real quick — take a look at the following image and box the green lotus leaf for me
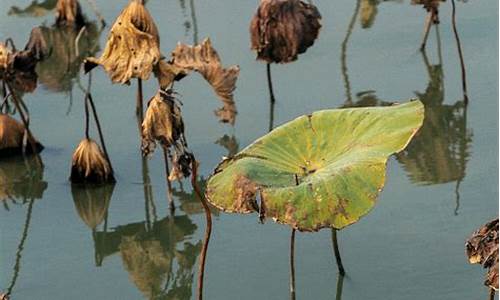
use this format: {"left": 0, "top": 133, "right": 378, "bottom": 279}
{"left": 206, "top": 100, "right": 424, "bottom": 231}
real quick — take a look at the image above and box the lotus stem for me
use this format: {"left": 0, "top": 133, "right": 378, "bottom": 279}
{"left": 266, "top": 63, "right": 276, "bottom": 104}
{"left": 84, "top": 90, "right": 90, "bottom": 140}
{"left": 331, "top": 229, "right": 345, "bottom": 276}
{"left": 420, "top": 11, "right": 433, "bottom": 51}
{"left": 192, "top": 160, "right": 212, "bottom": 300}
{"left": 451, "top": 0, "right": 469, "bottom": 104}
{"left": 4, "top": 81, "right": 42, "bottom": 167}
{"left": 136, "top": 78, "right": 144, "bottom": 120}
{"left": 162, "top": 147, "right": 175, "bottom": 213}
{"left": 74, "top": 25, "right": 86, "bottom": 57}
{"left": 290, "top": 228, "right": 296, "bottom": 300}
{"left": 5, "top": 197, "right": 35, "bottom": 297}
{"left": 489, "top": 288, "right": 495, "bottom": 300}
{"left": 269, "top": 93, "right": 275, "bottom": 132}
{"left": 340, "top": 0, "right": 360, "bottom": 105}
{"left": 335, "top": 272, "right": 344, "bottom": 300}
{"left": 86, "top": 91, "right": 114, "bottom": 176}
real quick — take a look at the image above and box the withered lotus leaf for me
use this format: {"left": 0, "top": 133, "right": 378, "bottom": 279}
{"left": 206, "top": 100, "right": 424, "bottom": 232}
{"left": 70, "top": 138, "right": 114, "bottom": 184}
{"left": 466, "top": 219, "right": 499, "bottom": 290}
{"left": 250, "top": 0, "right": 322, "bottom": 64}
{"left": 141, "top": 90, "right": 185, "bottom": 156}
{"left": 0, "top": 28, "right": 48, "bottom": 94}
{"left": 55, "top": 0, "right": 85, "bottom": 27}
{"left": 166, "top": 38, "right": 240, "bottom": 124}
{"left": 0, "top": 114, "right": 43, "bottom": 156}
{"left": 84, "top": 0, "right": 160, "bottom": 84}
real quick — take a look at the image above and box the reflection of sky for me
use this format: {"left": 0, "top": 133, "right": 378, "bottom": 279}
{"left": 0, "top": 0, "right": 497, "bottom": 299}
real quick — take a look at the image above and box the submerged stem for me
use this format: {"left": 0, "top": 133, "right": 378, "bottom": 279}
{"left": 332, "top": 229, "right": 345, "bottom": 276}
{"left": 192, "top": 160, "right": 212, "bottom": 300}
{"left": 6, "top": 197, "right": 35, "bottom": 297}
{"left": 335, "top": 273, "right": 345, "bottom": 300}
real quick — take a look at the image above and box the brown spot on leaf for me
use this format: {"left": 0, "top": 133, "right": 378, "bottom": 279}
{"left": 233, "top": 176, "right": 259, "bottom": 213}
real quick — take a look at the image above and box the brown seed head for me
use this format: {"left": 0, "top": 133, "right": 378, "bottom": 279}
{"left": 70, "top": 138, "right": 114, "bottom": 184}
{"left": 250, "top": 0, "right": 322, "bottom": 64}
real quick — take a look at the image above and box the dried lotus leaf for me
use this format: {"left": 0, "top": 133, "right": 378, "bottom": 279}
{"left": 170, "top": 38, "right": 240, "bottom": 123}
{"left": 84, "top": 0, "right": 160, "bottom": 84}
{"left": 141, "top": 90, "right": 184, "bottom": 156}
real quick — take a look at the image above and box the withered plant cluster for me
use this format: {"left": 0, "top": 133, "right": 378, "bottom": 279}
{"left": 466, "top": 219, "right": 499, "bottom": 294}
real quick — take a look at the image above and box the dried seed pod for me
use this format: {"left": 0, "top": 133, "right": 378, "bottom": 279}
{"left": 250, "top": 0, "right": 322, "bottom": 64}
{"left": 0, "top": 114, "right": 43, "bottom": 156}
{"left": 466, "top": 219, "right": 499, "bottom": 290}
{"left": 84, "top": 0, "right": 160, "bottom": 84}
{"left": 141, "top": 90, "right": 184, "bottom": 157}
{"left": 55, "top": 0, "right": 86, "bottom": 27}
{"left": 70, "top": 138, "right": 115, "bottom": 184}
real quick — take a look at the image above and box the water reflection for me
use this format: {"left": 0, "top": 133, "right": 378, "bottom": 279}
{"left": 8, "top": 0, "right": 58, "bottom": 18}
{"left": 92, "top": 215, "right": 201, "bottom": 299}
{"left": 0, "top": 155, "right": 47, "bottom": 209}
{"left": 1, "top": 155, "right": 45, "bottom": 298}
{"left": 396, "top": 49, "right": 471, "bottom": 194}
{"left": 215, "top": 134, "right": 239, "bottom": 158}
{"left": 69, "top": 159, "right": 203, "bottom": 299}
{"left": 36, "top": 23, "right": 102, "bottom": 94}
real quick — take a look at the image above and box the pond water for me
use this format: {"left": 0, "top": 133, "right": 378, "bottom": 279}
{"left": 0, "top": 0, "right": 498, "bottom": 299}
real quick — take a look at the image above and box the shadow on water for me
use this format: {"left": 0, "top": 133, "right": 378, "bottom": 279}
{"left": 1, "top": 155, "right": 46, "bottom": 298}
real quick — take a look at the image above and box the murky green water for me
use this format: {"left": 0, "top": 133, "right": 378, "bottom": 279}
{"left": 0, "top": 0, "right": 498, "bottom": 299}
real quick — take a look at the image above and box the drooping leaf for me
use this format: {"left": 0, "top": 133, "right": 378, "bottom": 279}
{"left": 206, "top": 100, "right": 424, "bottom": 231}
{"left": 165, "top": 38, "right": 240, "bottom": 124}
{"left": 84, "top": 0, "right": 160, "bottom": 84}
